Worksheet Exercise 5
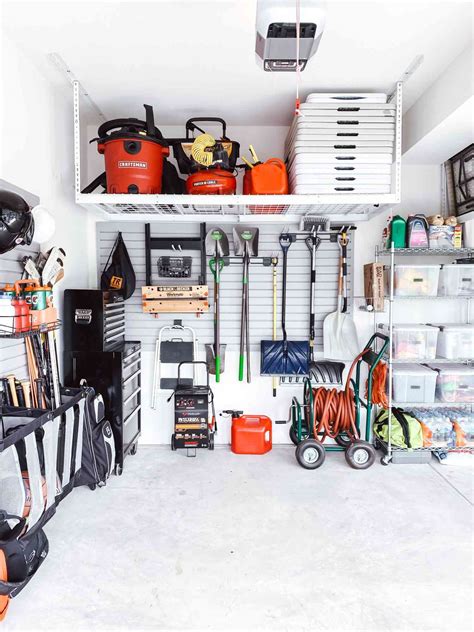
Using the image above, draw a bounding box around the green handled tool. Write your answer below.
[205,227,229,382]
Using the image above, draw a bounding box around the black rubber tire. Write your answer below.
[380,455,390,466]
[289,426,299,446]
[209,434,214,451]
[345,441,376,470]
[88,484,96,491]
[130,443,138,456]
[334,433,352,448]
[295,439,326,470]
[114,463,123,476]
[171,435,176,451]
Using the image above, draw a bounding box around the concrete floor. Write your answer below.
[3,447,473,632]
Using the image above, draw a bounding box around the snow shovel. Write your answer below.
[233,226,259,382]
[260,233,309,376]
[323,232,359,361]
[205,227,229,382]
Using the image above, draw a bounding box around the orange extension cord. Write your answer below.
[307,354,387,442]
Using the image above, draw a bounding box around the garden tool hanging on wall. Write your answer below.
[323,231,359,361]
[205,227,230,381]
[233,226,259,383]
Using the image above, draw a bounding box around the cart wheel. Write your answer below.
[295,439,326,470]
[88,484,96,491]
[345,441,376,470]
[209,434,214,451]
[114,463,123,476]
[334,433,352,448]
[289,426,299,445]
[171,435,176,451]
[380,455,391,466]
[130,443,138,456]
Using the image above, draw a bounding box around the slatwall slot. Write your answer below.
[97,222,354,353]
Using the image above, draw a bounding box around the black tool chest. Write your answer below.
[64,341,141,474]
[63,289,126,352]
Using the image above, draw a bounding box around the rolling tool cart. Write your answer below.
[288,333,389,469]
[169,361,215,456]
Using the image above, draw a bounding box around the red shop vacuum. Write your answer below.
[83,104,170,194]
[171,118,239,195]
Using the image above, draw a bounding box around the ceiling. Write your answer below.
[2,0,473,126]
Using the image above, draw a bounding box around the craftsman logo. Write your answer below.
[109,276,123,290]
[118,161,147,169]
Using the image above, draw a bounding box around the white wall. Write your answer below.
[0,35,95,313]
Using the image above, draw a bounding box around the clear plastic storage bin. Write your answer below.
[429,363,474,403]
[393,264,440,297]
[410,409,456,448]
[380,324,439,360]
[439,264,474,296]
[392,364,437,403]
[435,324,474,360]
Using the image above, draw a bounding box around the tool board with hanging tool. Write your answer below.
[98,222,356,362]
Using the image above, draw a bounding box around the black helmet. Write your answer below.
[0,190,34,255]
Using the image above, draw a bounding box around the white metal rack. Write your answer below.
[73,81,402,223]
[374,245,474,464]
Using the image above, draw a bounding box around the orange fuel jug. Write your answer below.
[230,413,272,455]
[243,158,288,195]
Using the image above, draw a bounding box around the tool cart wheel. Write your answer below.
[209,434,214,450]
[345,441,376,470]
[88,484,96,491]
[171,434,177,451]
[295,439,326,470]
[130,443,138,456]
[334,433,352,448]
[114,463,123,476]
[380,455,391,466]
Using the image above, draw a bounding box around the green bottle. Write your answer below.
[387,215,406,249]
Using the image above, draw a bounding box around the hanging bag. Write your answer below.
[100,232,136,299]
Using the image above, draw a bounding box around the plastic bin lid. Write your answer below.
[392,364,437,375]
[429,323,474,332]
[394,264,441,269]
[441,264,474,269]
[380,323,440,332]
[428,363,474,375]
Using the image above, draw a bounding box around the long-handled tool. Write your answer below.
[261,234,309,376]
[271,256,278,397]
[323,231,359,361]
[233,227,259,383]
[205,227,229,382]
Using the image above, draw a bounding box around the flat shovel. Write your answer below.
[205,227,229,382]
[323,232,359,361]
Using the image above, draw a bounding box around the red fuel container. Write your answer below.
[231,415,272,455]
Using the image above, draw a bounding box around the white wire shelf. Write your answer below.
[387,357,473,364]
[392,401,473,408]
[378,247,474,256]
[391,295,474,300]
[75,192,398,223]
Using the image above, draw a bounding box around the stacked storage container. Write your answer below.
[285,93,395,194]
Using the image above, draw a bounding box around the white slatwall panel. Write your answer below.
[0,244,39,379]
[97,222,354,353]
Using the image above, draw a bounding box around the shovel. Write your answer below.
[233,226,259,382]
[323,232,359,361]
[205,227,229,382]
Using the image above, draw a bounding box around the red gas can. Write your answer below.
[231,414,272,455]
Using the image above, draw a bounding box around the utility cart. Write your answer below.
[169,361,215,455]
[288,333,390,469]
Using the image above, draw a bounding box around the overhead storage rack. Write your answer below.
[73,82,402,223]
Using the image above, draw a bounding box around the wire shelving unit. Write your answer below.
[374,244,474,464]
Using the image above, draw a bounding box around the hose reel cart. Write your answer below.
[288,333,389,469]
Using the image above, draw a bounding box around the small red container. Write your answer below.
[231,415,272,455]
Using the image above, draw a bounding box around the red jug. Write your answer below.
[230,413,272,455]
